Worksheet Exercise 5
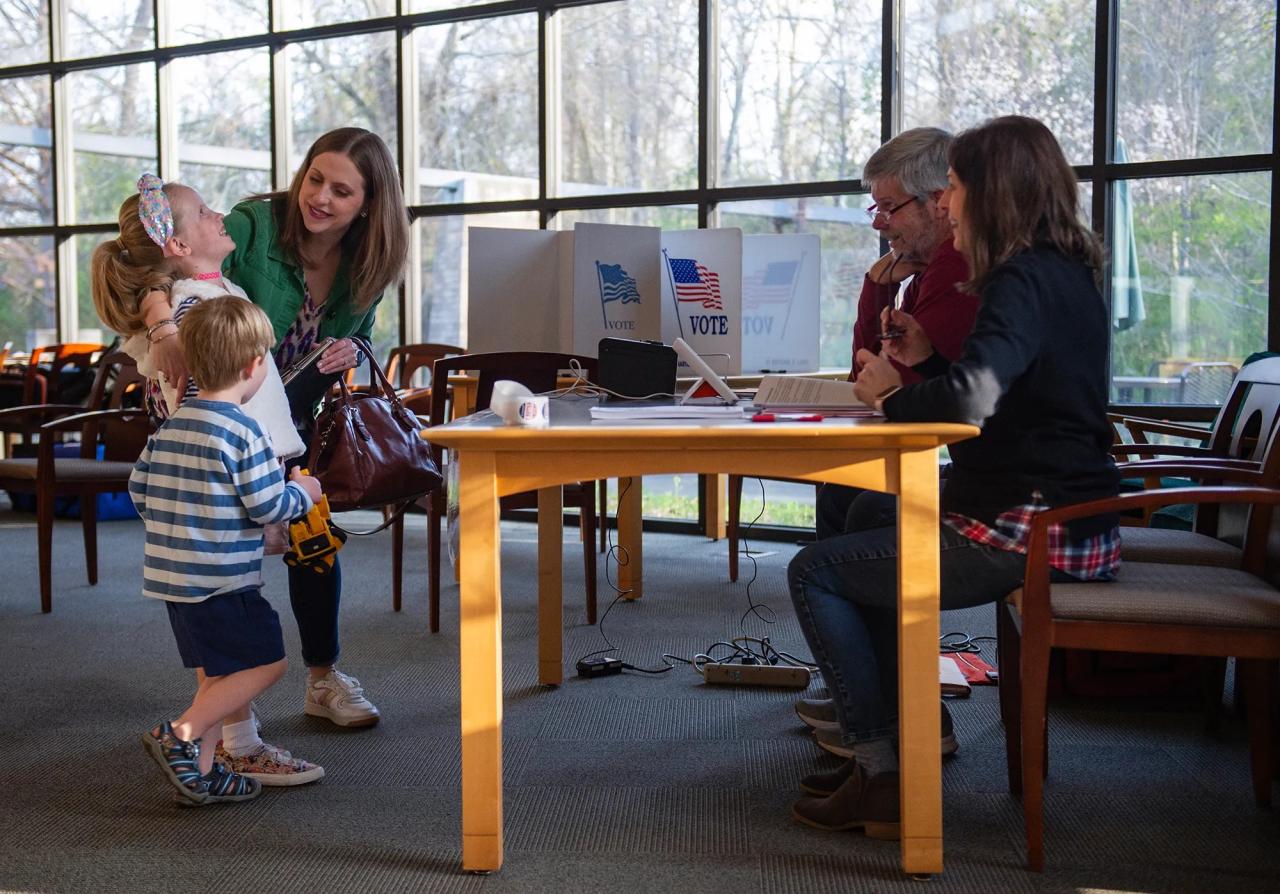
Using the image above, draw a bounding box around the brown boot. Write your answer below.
[790,763,901,840]
[798,756,858,796]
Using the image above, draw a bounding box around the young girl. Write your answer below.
[91,175,323,788]
[92,174,303,458]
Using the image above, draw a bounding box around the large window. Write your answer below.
[0,1,1276,484]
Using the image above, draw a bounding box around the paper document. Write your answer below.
[753,375,876,414]
[589,404,747,421]
[939,655,973,698]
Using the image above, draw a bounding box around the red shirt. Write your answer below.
[850,239,976,384]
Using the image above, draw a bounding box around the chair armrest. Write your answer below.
[0,403,88,430]
[39,408,150,435]
[1018,486,1280,622]
[1110,443,1215,458]
[1118,416,1212,443]
[1115,458,1262,480]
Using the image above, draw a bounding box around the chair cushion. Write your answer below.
[0,458,37,480]
[1030,562,1280,628]
[0,457,133,483]
[1120,526,1243,568]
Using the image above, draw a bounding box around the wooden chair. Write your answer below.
[0,352,150,612]
[21,342,107,405]
[1,343,106,456]
[998,484,1280,871]
[385,342,465,390]
[419,352,599,633]
[1112,357,1280,565]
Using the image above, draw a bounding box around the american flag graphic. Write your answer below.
[667,256,723,310]
[596,262,642,304]
[743,259,799,308]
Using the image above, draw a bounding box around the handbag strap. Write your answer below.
[327,498,417,537]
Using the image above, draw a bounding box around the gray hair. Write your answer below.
[862,127,953,199]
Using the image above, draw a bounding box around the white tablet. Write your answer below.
[673,337,739,405]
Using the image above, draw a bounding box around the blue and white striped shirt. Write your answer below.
[129,399,312,603]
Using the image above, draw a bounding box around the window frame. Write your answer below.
[0,0,1277,496]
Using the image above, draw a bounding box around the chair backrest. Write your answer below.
[428,351,599,430]
[24,342,106,405]
[93,351,148,411]
[385,343,466,390]
[1206,357,1280,462]
[1178,361,1238,405]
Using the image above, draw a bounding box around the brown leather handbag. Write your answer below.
[307,340,442,513]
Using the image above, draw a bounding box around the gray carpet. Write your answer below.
[1,499,1278,894]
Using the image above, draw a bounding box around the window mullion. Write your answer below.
[400,24,420,345]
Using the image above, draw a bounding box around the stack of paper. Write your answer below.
[753,375,878,415]
[589,404,747,422]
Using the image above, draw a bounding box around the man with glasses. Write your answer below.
[797,127,980,761]
[815,128,978,543]
[849,127,976,397]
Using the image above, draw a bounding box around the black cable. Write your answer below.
[737,477,777,629]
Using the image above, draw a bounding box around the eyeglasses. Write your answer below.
[864,197,917,225]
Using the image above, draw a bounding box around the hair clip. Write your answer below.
[136,173,173,247]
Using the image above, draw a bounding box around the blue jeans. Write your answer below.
[816,484,896,539]
[788,521,1028,744]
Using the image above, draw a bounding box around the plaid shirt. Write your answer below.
[944,492,1120,581]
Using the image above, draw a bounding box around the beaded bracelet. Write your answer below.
[146,318,176,343]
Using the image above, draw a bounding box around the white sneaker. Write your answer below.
[305,670,381,728]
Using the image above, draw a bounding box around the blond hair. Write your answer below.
[90,185,191,335]
[180,296,275,391]
[254,127,409,312]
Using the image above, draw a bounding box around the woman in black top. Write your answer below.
[787,116,1119,838]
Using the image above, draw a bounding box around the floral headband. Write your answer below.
[136,173,173,247]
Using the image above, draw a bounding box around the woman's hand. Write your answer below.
[852,349,904,409]
[150,333,189,395]
[878,307,934,368]
[317,338,361,374]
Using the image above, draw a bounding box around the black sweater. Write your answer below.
[883,246,1119,539]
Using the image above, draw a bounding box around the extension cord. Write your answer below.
[703,663,811,688]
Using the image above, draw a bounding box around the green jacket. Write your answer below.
[221,199,380,346]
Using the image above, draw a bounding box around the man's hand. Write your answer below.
[290,467,323,503]
[852,349,904,409]
[317,338,361,374]
[878,307,934,367]
[868,250,926,286]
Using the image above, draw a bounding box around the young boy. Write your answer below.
[131,295,323,805]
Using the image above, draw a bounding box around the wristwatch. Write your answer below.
[874,384,901,413]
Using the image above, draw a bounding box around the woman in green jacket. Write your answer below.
[146,127,410,734]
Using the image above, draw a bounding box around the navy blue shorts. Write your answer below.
[165,586,286,678]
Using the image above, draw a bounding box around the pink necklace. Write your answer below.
[191,271,223,281]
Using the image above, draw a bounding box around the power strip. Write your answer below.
[703,663,811,688]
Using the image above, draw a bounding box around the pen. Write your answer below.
[751,413,824,423]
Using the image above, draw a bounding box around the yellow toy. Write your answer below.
[283,470,347,573]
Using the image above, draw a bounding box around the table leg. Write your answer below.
[616,475,644,600]
[538,486,564,686]
[458,451,504,872]
[896,448,943,874]
[702,473,727,540]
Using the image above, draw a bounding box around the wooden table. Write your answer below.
[427,397,977,877]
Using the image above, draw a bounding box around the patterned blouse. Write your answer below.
[944,492,1121,581]
[273,282,327,373]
